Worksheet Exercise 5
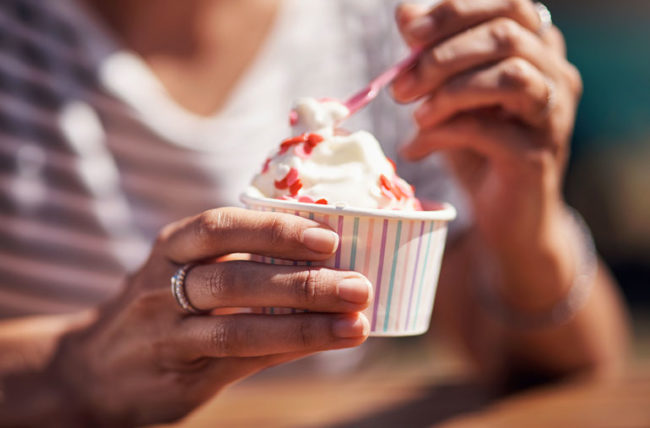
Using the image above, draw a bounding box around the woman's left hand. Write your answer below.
[392,0,583,257]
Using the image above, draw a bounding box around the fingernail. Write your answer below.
[302,228,339,253]
[338,276,372,304]
[406,15,434,41]
[333,315,370,338]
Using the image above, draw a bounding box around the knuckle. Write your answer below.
[210,321,237,356]
[522,148,556,173]
[498,58,534,91]
[294,267,320,306]
[433,0,465,25]
[490,18,523,52]
[506,0,527,18]
[207,264,229,301]
[267,215,291,247]
[428,45,453,70]
[565,63,583,96]
[155,222,175,249]
[195,209,229,249]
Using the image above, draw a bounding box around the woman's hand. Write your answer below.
[392,1,583,309]
[393,0,582,251]
[47,208,371,426]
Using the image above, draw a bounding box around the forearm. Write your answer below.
[434,221,630,383]
[0,311,96,426]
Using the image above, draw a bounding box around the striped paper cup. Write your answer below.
[240,193,456,336]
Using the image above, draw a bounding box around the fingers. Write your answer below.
[179,312,370,358]
[393,17,559,103]
[396,0,542,48]
[542,26,567,56]
[183,262,372,312]
[400,112,538,162]
[414,58,552,130]
[157,207,339,264]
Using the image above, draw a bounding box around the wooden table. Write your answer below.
[166,338,650,428]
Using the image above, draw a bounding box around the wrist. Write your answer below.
[46,310,134,427]
[0,310,104,427]
[476,204,578,312]
[472,206,598,329]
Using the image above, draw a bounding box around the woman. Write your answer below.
[0,0,629,425]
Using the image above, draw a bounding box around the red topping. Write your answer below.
[289,110,298,126]
[298,195,314,203]
[380,185,395,200]
[394,179,413,199]
[379,174,390,188]
[289,179,303,196]
[306,133,324,144]
[277,133,324,157]
[379,174,406,201]
[387,157,397,172]
[315,198,328,205]
[295,144,311,159]
[379,174,394,191]
[279,135,307,154]
[274,167,299,190]
[284,135,307,145]
[285,168,299,186]
[262,158,271,173]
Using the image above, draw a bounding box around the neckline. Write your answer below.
[62,0,292,150]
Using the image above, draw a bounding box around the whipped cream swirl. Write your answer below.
[248,98,421,210]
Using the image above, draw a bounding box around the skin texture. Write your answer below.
[0,0,630,425]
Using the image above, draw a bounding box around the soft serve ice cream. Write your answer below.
[244,98,457,336]
[248,98,421,210]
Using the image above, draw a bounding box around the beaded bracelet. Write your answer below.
[474,207,598,329]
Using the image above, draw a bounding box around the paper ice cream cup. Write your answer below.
[240,194,457,337]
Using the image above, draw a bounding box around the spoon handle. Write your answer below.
[343,48,423,116]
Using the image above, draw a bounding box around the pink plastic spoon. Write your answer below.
[289,48,422,126]
[344,47,423,116]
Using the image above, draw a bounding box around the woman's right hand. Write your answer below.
[48,207,372,426]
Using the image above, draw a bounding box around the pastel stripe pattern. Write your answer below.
[245,203,450,336]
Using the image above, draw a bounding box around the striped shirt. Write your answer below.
[0,0,467,318]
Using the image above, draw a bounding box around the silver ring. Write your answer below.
[534,2,552,32]
[171,263,203,314]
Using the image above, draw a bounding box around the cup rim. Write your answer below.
[240,193,457,221]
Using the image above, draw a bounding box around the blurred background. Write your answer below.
[546,0,650,355]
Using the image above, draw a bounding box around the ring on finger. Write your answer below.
[171,263,205,315]
[534,2,553,33]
